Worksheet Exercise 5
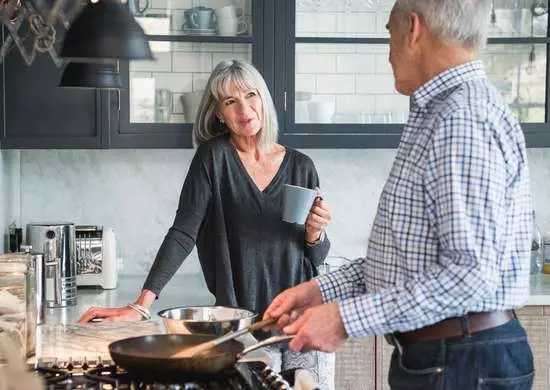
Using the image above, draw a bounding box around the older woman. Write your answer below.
[78,59,334,389]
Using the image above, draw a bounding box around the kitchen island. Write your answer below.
[39,273,550,390]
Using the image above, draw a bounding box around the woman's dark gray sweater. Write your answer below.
[143,134,330,318]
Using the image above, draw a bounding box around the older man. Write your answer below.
[264,0,534,389]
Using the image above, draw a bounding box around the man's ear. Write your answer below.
[408,11,424,47]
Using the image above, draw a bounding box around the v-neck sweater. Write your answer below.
[143,134,330,319]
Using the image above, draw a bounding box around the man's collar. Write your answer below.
[412,60,486,109]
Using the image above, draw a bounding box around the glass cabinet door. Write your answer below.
[129,42,252,124]
[291,0,409,128]
[114,0,260,146]
[283,0,550,146]
[484,0,548,124]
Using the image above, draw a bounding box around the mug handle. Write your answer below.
[139,0,149,14]
[237,19,248,35]
[190,11,199,28]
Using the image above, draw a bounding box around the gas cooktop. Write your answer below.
[35,361,294,390]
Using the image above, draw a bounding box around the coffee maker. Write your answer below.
[26,223,77,308]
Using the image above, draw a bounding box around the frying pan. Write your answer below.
[108,333,293,375]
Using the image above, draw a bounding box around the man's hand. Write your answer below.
[283,302,348,353]
[263,280,323,329]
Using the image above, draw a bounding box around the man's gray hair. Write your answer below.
[393,0,491,51]
[193,60,278,149]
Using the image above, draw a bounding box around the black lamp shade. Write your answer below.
[61,0,153,60]
[59,62,123,89]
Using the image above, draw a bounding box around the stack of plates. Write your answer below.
[183,27,217,36]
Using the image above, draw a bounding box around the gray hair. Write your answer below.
[393,0,491,51]
[193,60,279,149]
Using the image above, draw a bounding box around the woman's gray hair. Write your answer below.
[393,0,491,51]
[193,60,279,149]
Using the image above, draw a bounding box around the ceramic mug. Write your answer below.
[180,91,204,123]
[308,101,335,123]
[282,184,317,225]
[184,6,216,30]
[215,5,247,36]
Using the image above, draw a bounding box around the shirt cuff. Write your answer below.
[339,294,388,338]
[315,272,344,303]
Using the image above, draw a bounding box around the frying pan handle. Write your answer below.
[238,335,295,358]
[246,317,276,333]
[207,317,278,349]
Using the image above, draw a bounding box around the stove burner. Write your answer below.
[34,361,288,389]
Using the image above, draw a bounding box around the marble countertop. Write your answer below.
[44,273,215,325]
[33,274,270,366]
[31,272,550,365]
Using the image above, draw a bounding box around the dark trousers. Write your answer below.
[387,319,534,390]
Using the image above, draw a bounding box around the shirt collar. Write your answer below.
[412,60,486,109]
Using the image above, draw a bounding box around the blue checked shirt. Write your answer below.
[317,61,532,338]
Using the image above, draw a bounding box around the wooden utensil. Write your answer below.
[170,317,276,358]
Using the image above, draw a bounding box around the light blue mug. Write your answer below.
[184,6,216,30]
[282,184,318,225]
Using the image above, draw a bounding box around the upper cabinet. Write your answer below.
[2,0,550,149]
[109,0,263,148]
[0,37,107,149]
[278,0,550,148]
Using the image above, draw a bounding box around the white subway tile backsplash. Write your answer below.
[375,94,410,115]
[316,74,355,94]
[171,42,194,52]
[296,53,337,73]
[335,94,376,113]
[296,11,316,34]
[337,54,376,74]
[296,74,316,93]
[375,12,391,34]
[130,52,173,72]
[192,43,233,53]
[172,52,212,72]
[356,45,388,54]
[151,0,192,9]
[316,12,338,33]
[317,44,356,54]
[356,74,396,94]
[232,44,250,53]
[296,44,320,53]
[169,114,186,123]
[375,54,393,74]
[153,73,193,92]
[198,0,233,9]
[192,73,210,91]
[130,71,154,79]
[212,52,252,66]
[336,12,376,35]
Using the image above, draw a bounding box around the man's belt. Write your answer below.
[389,310,516,346]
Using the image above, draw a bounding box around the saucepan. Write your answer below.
[108,333,292,375]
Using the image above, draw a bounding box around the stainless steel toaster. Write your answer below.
[75,226,118,289]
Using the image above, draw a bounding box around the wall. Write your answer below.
[10,148,393,275]
[3,147,550,277]
[0,150,20,250]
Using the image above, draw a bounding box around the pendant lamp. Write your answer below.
[59,61,123,89]
[61,0,153,60]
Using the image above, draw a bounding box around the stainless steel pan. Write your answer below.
[108,333,292,375]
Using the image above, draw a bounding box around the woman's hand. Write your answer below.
[305,195,332,244]
[77,305,144,323]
